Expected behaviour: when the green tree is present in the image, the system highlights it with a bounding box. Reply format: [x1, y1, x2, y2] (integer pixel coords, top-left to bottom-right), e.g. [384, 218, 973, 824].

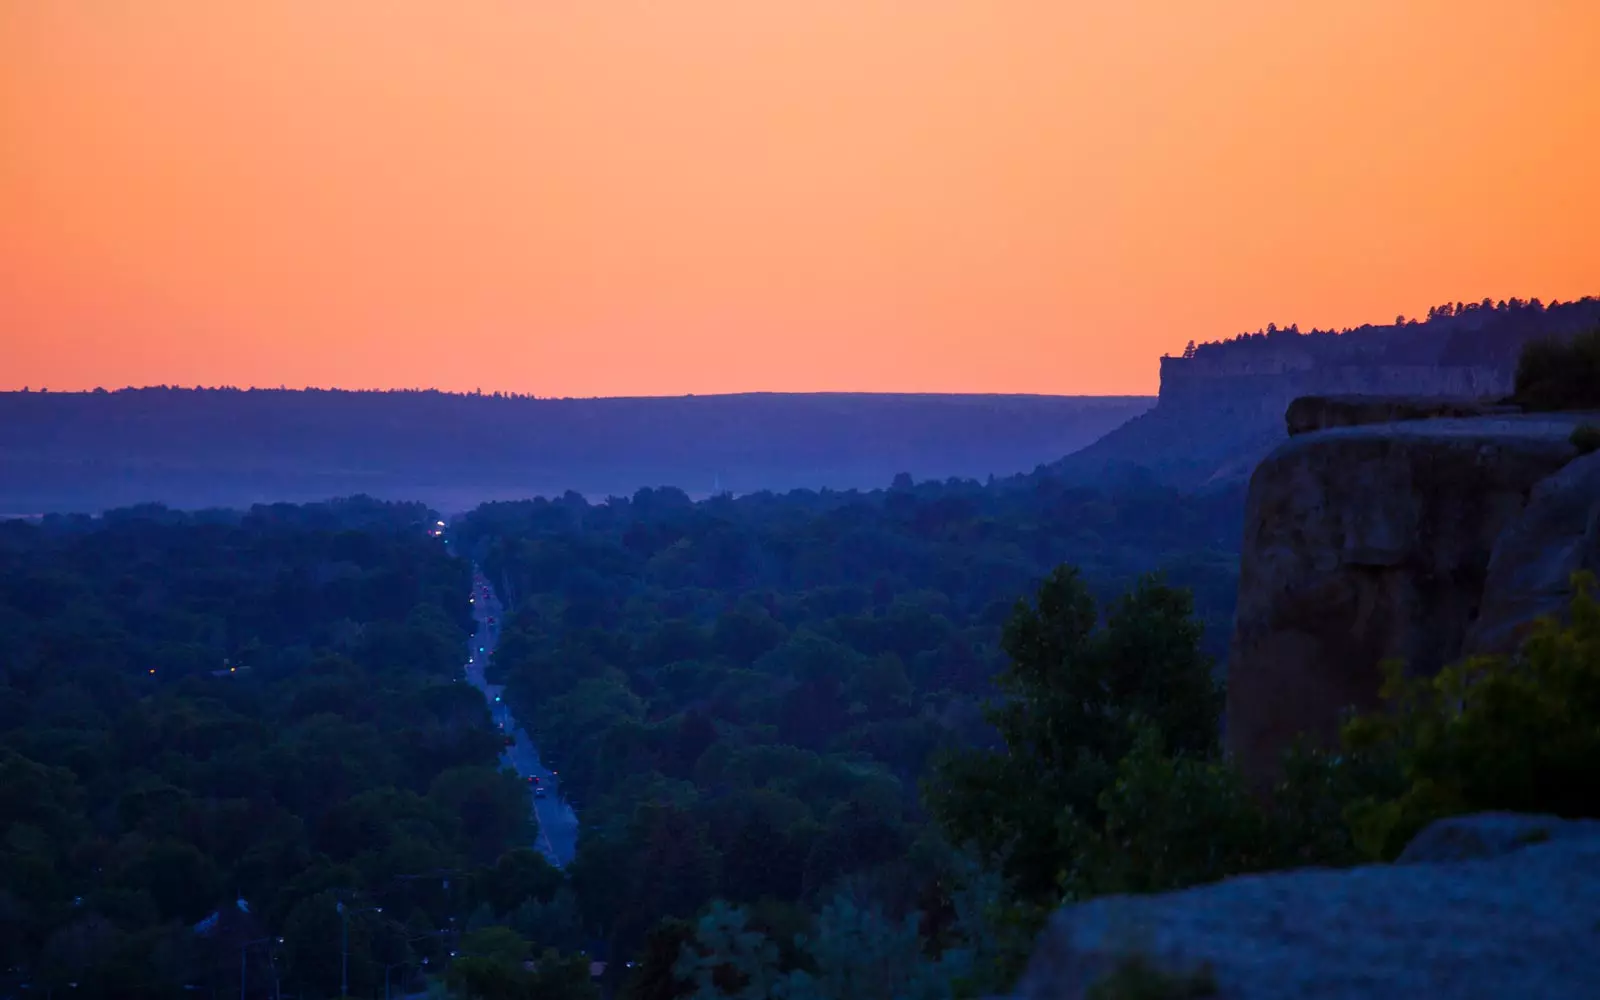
[507, 887, 585, 955]
[479, 847, 565, 916]
[282, 891, 379, 998]
[673, 901, 790, 1000]
[448, 926, 530, 1000]
[619, 917, 697, 1000]
[925, 568, 1220, 906]
[427, 766, 535, 866]
[613, 804, 721, 956]
[527, 947, 601, 1000]
[1055, 723, 1270, 899]
[1514, 326, 1600, 410]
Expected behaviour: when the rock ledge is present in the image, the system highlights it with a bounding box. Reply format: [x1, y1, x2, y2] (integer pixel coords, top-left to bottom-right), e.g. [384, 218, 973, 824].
[1010, 812, 1600, 1000]
[1284, 394, 1521, 436]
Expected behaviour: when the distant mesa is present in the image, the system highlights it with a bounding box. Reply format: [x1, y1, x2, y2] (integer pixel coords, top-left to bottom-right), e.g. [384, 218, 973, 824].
[1053, 295, 1600, 490]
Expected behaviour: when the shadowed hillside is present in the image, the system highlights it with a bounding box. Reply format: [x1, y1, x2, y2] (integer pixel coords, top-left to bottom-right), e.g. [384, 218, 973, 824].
[0, 389, 1151, 515]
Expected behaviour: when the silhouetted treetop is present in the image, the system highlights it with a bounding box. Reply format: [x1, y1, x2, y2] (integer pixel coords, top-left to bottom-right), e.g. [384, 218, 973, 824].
[1184, 294, 1600, 369]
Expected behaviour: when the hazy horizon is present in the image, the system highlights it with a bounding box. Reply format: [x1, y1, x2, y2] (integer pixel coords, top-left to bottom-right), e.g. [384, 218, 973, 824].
[3, 385, 1154, 400]
[0, 390, 1154, 515]
[6, 1, 1598, 397]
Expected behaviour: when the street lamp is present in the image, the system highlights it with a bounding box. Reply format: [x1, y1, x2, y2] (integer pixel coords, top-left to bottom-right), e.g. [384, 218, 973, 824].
[239, 937, 284, 1000]
[335, 900, 383, 998]
[382, 960, 405, 1000]
[385, 927, 457, 1000]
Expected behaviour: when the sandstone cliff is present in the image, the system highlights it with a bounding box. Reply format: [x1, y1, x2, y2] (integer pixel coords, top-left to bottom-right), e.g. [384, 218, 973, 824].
[1225, 400, 1599, 785]
[1052, 360, 1506, 491]
[1008, 391, 1600, 1000]
[1052, 297, 1600, 490]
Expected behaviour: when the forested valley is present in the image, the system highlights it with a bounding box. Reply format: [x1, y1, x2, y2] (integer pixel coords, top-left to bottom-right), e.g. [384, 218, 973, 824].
[450, 471, 1248, 990]
[10, 418, 1592, 998]
[1, 472, 1244, 998]
[0, 499, 566, 997]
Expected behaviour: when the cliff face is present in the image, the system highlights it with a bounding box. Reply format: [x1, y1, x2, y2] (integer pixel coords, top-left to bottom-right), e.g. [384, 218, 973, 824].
[1055, 360, 1517, 490]
[1052, 297, 1599, 489]
[1225, 402, 1599, 784]
[1157, 356, 1510, 410]
[1465, 446, 1600, 656]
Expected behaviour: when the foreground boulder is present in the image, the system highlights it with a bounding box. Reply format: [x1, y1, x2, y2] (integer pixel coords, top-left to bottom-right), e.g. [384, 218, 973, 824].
[1010, 812, 1600, 999]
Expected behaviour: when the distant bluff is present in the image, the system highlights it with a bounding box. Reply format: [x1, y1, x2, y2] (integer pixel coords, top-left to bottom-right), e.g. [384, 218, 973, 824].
[1053, 296, 1600, 490]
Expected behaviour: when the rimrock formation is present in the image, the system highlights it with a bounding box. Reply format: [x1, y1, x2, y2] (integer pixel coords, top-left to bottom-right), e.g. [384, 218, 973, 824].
[1225, 396, 1600, 785]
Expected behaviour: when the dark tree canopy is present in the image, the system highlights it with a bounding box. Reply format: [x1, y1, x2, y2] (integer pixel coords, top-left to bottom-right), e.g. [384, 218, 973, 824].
[0, 499, 572, 998]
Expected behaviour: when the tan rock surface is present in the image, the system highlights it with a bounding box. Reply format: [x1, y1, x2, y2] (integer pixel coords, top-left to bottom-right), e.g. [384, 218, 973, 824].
[1225, 413, 1587, 785]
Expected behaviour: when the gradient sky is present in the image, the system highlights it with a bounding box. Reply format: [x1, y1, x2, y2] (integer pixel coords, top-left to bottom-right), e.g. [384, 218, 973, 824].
[3, 2, 1598, 396]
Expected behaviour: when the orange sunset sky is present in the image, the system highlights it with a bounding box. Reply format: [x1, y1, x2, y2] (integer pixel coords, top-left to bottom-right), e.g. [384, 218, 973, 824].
[3, 2, 1598, 397]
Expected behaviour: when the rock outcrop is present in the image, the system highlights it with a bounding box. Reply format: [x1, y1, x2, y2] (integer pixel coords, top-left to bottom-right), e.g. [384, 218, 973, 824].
[1053, 371, 1510, 491]
[1225, 410, 1593, 785]
[1009, 812, 1600, 1000]
[1463, 449, 1600, 656]
[1283, 394, 1521, 436]
[1051, 297, 1600, 490]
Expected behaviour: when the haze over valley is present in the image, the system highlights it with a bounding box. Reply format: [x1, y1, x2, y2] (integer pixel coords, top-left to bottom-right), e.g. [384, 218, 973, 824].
[0, 390, 1150, 515]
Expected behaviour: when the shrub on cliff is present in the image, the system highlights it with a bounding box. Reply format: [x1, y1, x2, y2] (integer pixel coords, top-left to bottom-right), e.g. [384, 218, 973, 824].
[670, 872, 1010, 1000]
[1513, 326, 1600, 410]
[1571, 423, 1600, 456]
[1341, 572, 1600, 859]
[1053, 722, 1396, 904]
[999, 569, 1600, 900]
